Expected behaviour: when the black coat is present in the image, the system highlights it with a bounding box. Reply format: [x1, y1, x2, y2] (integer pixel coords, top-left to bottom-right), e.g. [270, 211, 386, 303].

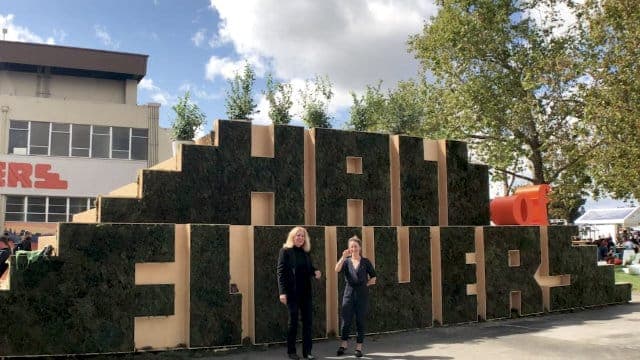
[277, 246, 317, 300]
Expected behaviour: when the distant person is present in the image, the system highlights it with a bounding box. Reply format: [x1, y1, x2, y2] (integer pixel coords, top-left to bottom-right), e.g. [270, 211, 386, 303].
[277, 227, 322, 360]
[598, 239, 610, 262]
[335, 236, 377, 358]
[623, 237, 637, 250]
[0, 235, 11, 277]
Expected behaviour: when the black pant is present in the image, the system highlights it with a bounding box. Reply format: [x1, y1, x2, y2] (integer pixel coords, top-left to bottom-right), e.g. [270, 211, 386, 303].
[340, 294, 368, 343]
[287, 298, 313, 356]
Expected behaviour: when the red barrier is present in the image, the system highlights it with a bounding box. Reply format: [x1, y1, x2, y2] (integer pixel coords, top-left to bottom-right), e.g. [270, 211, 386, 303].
[490, 184, 550, 225]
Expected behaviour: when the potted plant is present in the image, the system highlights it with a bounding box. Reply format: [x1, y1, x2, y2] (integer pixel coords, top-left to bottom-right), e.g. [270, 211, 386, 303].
[170, 91, 206, 155]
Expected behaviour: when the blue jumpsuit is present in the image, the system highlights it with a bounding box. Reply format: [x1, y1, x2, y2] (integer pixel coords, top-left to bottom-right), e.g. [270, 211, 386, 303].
[339, 257, 376, 343]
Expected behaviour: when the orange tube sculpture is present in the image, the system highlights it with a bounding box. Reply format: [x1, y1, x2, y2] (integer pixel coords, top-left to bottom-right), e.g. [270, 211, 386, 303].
[490, 184, 551, 225]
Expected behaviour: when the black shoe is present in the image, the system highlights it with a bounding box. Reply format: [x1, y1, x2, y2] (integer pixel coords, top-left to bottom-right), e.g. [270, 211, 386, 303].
[337, 346, 346, 356]
[287, 353, 299, 360]
[355, 349, 363, 357]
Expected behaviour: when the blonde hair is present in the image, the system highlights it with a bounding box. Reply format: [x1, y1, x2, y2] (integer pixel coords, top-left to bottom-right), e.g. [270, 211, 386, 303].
[283, 226, 311, 252]
[348, 235, 361, 247]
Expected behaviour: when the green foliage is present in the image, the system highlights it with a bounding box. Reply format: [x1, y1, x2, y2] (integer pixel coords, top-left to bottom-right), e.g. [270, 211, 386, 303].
[263, 73, 293, 124]
[582, 0, 640, 200]
[171, 91, 206, 140]
[405, 0, 594, 218]
[225, 62, 257, 120]
[348, 79, 426, 135]
[300, 75, 333, 128]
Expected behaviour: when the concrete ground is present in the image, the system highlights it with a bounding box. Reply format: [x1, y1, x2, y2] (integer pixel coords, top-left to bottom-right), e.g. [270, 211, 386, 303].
[208, 296, 640, 360]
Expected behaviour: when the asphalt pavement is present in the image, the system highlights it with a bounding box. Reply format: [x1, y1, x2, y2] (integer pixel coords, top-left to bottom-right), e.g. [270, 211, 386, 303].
[209, 295, 640, 360]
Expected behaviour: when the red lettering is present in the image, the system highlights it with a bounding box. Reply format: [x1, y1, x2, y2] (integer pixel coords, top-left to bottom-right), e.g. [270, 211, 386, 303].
[7, 162, 32, 188]
[34, 164, 68, 189]
[0, 162, 5, 187]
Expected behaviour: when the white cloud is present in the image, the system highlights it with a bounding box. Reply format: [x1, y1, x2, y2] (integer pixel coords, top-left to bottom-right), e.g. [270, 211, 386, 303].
[178, 82, 223, 101]
[53, 29, 67, 43]
[138, 78, 159, 91]
[205, 55, 265, 81]
[0, 13, 56, 44]
[138, 78, 175, 107]
[94, 25, 119, 49]
[208, 0, 439, 110]
[151, 92, 170, 105]
[192, 28, 206, 47]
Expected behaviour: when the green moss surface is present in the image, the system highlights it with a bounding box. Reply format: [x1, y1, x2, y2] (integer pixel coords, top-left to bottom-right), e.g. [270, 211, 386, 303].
[189, 225, 242, 347]
[135, 285, 175, 317]
[446, 141, 490, 226]
[337, 227, 431, 335]
[548, 226, 631, 310]
[440, 226, 477, 324]
[399, 136, 439, 226]
[0, 223, 174, 356]
[100, 121, 304, 225]
[483, 226, 542, 319]
[253, 226, 326, 344]
[315, 129, 391, 226]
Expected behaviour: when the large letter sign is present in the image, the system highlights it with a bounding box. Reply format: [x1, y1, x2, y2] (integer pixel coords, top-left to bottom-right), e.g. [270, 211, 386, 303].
[0, 121, 631, 357]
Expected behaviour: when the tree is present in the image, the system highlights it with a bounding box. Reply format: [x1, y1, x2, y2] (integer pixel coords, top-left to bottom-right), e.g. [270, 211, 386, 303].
[225, 62, 257, 120]
[300, 75, 333, 128]
[263, 73, 293, 125]
[407, 0, 595, 217]
[170, 91, 206, 140]
[348, 79, 426, 135]
[582, 0, 640, 200]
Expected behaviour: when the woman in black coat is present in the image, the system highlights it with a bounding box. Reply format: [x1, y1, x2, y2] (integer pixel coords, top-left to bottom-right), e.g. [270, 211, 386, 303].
[335, 236, 376, 358]
[277, 226, 322, 360]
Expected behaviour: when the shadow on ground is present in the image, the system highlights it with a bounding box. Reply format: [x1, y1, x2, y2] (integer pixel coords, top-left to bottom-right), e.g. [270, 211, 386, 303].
[4, 300, 638, 360]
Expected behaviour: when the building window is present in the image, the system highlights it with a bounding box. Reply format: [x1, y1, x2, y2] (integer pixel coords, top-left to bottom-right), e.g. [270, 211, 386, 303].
[8, 120, 148, 161]
[29, 121, 50, 155]
[26, 196, 46, 222]
[5, 195, 26, 221]
[91, 126, 110, 158]
[131, 128, 148, 160]
[112, 127, 130, 159]
[69, 197, 90, 218]
[8, 120, 28, 155]
[51, 123, 70, 156]
[47, 197, 67, 222]
[4, 196, 94, 223]
[71, 124, 90, 157]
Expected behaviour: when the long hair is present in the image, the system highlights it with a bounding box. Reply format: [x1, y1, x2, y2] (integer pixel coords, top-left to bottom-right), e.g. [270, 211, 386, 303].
[283, 226, 311, 252]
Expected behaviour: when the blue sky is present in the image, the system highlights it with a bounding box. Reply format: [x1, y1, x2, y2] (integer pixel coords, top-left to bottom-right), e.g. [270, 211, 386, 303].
[0, 0, 439, 132]
[0, 0, 631, 210]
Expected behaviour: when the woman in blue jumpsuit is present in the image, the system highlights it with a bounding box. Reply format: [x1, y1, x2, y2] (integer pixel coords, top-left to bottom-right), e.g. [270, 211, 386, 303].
[335, 236, 376, 358]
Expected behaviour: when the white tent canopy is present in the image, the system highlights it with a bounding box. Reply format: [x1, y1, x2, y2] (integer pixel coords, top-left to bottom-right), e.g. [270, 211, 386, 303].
[575, 207, 640, 226]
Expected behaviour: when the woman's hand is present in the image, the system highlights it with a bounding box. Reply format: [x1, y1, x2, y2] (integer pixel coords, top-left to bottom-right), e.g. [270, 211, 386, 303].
[314, 270, 322, 279]
[341, 249, 351, 259]
[279, 294, 287, 305]
[367, 277, 376, 286]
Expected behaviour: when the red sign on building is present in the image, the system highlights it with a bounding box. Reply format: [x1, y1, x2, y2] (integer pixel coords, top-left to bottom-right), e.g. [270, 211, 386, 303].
[0, 162, 68, 190]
